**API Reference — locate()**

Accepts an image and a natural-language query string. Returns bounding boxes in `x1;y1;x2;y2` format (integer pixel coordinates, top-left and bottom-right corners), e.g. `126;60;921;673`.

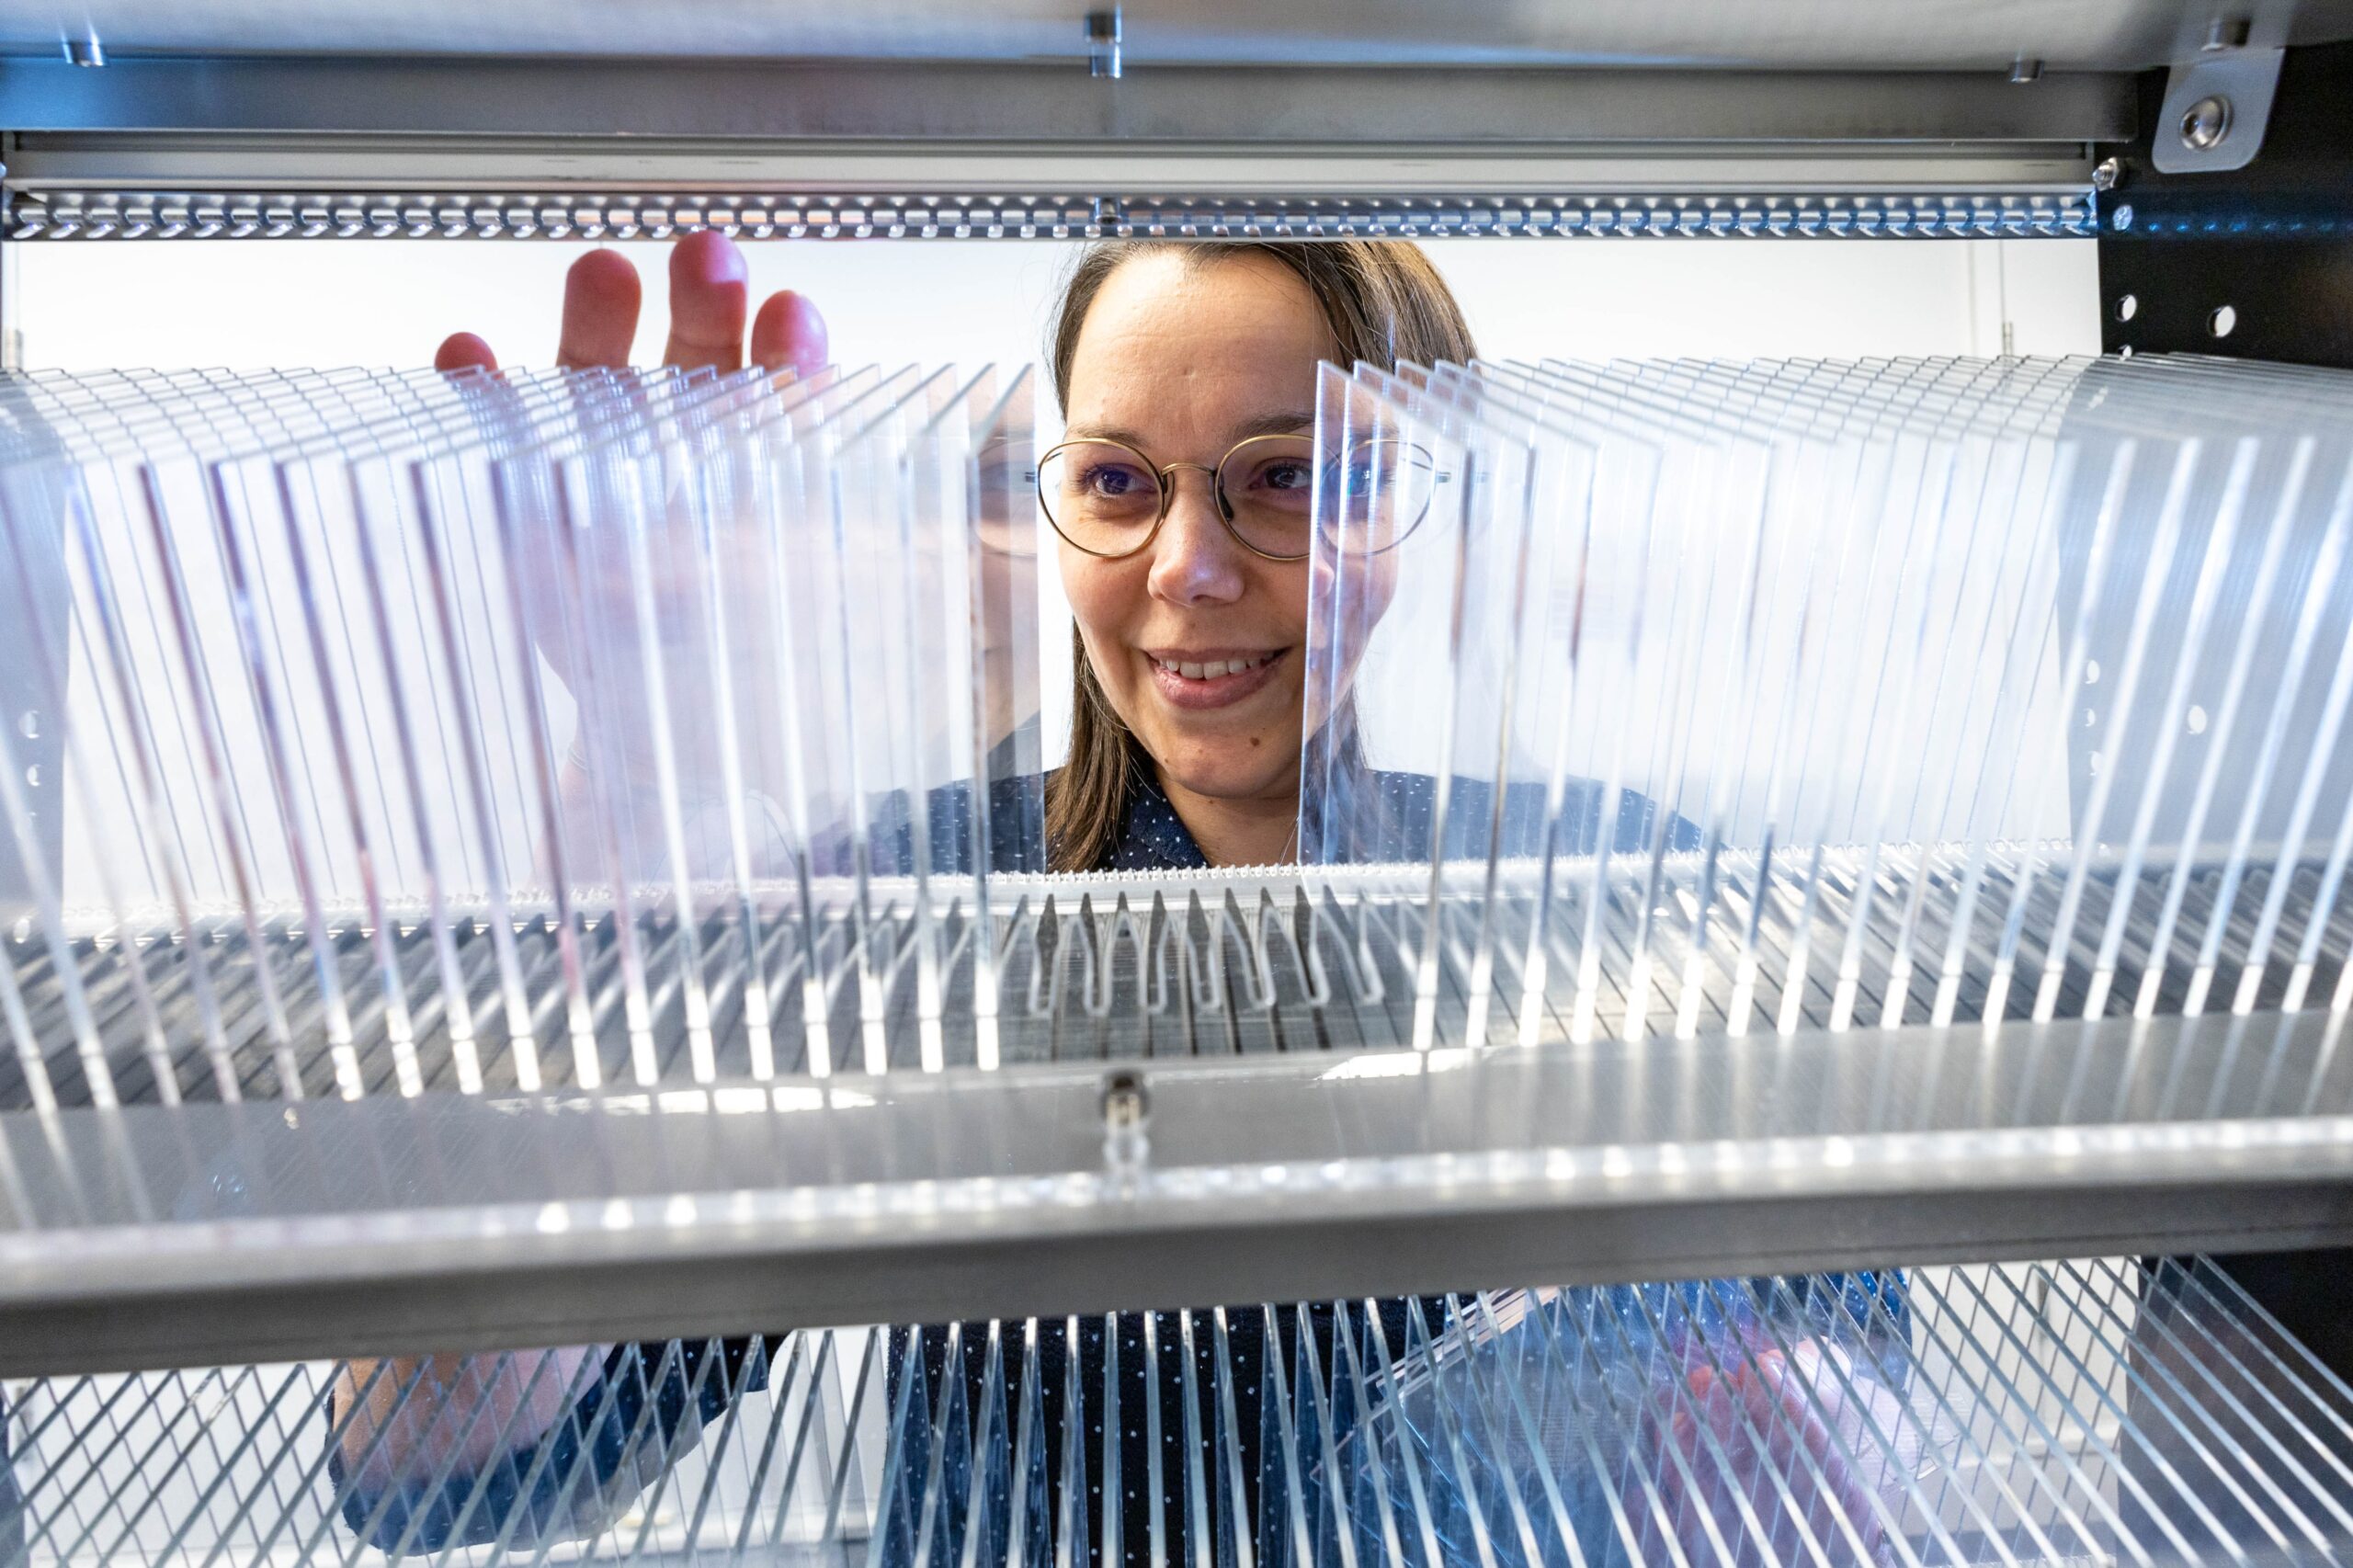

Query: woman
333;233;1906;1565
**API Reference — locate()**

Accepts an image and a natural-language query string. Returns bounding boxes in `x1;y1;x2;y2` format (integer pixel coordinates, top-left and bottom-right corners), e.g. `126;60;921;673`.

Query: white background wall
13;235;2101;373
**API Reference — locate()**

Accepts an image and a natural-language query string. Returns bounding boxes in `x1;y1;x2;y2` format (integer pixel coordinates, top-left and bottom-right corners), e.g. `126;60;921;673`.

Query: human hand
434;229;828;377
437;234;830;887
333;1347;604;1498
1636;1338;1916;1568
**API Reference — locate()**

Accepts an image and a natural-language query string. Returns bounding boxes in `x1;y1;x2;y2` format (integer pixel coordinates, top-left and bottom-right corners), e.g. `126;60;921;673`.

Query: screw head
2092;156;2122;191
2111;203;2134;231
2180;95;2233;152
1100;1068;1151;1173
1101;1068;1149;1128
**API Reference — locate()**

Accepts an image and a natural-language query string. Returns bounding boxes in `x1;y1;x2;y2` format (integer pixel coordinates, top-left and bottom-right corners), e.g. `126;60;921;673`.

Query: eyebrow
1063;411;1315;451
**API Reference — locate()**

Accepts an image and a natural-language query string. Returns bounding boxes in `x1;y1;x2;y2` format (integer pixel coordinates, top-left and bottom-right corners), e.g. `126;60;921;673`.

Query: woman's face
1059;251;1334;807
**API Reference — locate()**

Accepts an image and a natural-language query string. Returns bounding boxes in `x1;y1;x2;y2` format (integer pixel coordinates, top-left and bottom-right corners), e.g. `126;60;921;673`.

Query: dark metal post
2096;38;2353;1379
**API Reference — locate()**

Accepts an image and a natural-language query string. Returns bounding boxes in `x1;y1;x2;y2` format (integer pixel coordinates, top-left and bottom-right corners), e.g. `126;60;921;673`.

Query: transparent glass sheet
0;355;2348;1103
5;1257;2347;1566
0;364;1046;1107
1304;354;2353;1047
3;359;2352;1568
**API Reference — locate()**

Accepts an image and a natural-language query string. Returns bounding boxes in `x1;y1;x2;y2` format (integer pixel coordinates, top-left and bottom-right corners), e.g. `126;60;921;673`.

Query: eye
1256;459;1313;493
1231;445;1317;511
1078;460;1152;498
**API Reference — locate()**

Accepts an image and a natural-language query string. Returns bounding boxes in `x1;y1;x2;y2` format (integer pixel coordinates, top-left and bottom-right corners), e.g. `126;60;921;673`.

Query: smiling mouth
1151;651;1278;680
1143;646;1290;710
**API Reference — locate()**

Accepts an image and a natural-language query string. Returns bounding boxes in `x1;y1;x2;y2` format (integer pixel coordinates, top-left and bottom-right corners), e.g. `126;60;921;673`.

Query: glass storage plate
6;1257;2348;1568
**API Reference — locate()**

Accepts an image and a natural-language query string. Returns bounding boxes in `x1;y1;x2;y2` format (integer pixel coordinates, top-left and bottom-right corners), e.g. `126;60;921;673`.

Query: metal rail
7;847;2345;1109
3;1008;2351;1373
0;59;2120;240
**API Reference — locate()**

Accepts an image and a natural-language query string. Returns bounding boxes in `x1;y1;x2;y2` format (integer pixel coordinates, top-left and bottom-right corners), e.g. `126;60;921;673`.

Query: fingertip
567;247;643;306
1788;1340;1838;1384
435;332;498;373
671;229;748;287
662;232;753;369
560;248;643;368
753;289;831;375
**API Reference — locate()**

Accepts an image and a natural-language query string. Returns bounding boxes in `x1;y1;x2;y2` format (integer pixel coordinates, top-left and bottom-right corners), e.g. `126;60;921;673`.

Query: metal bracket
2096;36;2353;364
2152;10;2287;173
2153;46;2282;171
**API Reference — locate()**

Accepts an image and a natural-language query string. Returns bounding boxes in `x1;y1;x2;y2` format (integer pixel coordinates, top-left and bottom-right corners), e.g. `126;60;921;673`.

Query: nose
1146;466;1248;607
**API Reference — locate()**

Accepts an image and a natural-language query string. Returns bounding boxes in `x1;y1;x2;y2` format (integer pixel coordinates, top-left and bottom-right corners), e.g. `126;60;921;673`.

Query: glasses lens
1216;435;1318;558
1321;438;1439;556
1038;442;1162;553
976;437;1040;559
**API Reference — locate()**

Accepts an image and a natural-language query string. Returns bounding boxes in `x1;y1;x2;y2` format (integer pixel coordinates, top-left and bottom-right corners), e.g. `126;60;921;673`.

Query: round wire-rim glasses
1033;433;1441;562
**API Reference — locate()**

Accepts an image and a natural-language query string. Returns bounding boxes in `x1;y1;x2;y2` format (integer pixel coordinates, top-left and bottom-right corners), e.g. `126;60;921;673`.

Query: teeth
1156;653;1272;681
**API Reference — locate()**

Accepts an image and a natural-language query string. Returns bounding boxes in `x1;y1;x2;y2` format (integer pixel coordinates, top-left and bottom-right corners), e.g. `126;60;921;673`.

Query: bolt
63;30;102;66
1090;195;1123;227
1101;1068;1150;1172
1102;1069;1147;1128
1086;8;1123;79
2180;95;2233;152
2202;16;2251;51
2010;56;2044;84
2092;156;2123;191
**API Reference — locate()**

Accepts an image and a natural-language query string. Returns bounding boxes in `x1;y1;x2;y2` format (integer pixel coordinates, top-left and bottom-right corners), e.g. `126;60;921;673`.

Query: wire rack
5;356;2353;1562
5;1256;2347;1567
5;841;2348;1110
0;356;2348;1114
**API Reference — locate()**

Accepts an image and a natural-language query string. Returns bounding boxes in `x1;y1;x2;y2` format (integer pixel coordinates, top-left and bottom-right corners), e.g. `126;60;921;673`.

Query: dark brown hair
1040;241;1478;871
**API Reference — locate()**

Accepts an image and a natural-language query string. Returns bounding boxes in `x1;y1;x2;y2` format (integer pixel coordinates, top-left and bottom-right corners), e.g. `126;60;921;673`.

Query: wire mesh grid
5;839;2350;1110
5;1256;2348;1566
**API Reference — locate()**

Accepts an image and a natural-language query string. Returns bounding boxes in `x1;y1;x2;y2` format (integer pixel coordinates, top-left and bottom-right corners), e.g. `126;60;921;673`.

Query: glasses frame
1034;432;1324;562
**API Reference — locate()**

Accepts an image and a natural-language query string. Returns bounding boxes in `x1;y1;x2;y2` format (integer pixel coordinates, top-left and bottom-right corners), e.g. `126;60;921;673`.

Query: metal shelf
5;1006;2352;1374
6;1257;2350;1567
8;0;2353;71
0;1;2344;237
0;57;2124;241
